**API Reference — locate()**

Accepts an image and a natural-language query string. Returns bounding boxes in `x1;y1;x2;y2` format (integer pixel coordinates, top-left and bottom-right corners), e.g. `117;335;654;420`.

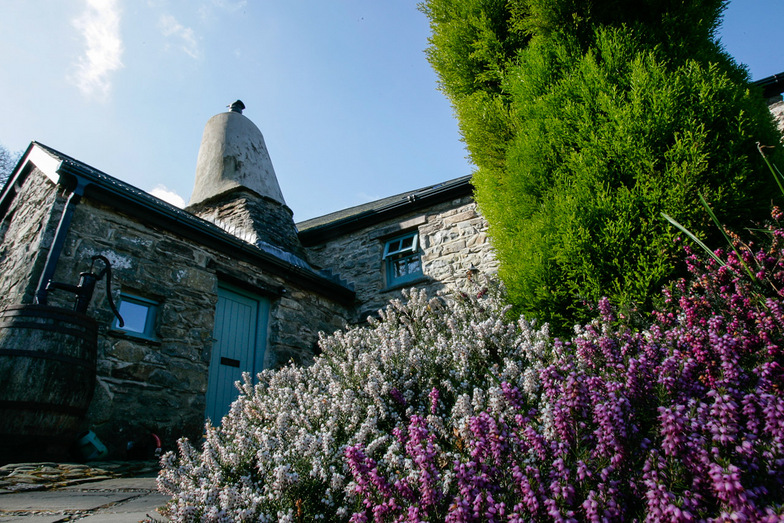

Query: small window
112;293;158;339
383;232;423;287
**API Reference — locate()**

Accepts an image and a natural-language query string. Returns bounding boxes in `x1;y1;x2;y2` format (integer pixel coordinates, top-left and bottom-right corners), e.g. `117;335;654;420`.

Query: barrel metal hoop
0;321;97;338
0;307;97;329
0;348;95;369
0;400;87;417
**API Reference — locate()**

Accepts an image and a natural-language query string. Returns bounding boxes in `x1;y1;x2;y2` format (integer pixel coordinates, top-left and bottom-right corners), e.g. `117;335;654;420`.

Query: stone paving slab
62;477;159;491
78;513;167;523
0;462;169;522
0;490;138;511
99;492;169;513
0;515;64;523
77;493;170;522
0;488;169;522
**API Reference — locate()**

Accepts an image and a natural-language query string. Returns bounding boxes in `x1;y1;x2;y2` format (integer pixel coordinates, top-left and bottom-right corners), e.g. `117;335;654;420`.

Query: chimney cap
228;100;245;114
189;103;286;207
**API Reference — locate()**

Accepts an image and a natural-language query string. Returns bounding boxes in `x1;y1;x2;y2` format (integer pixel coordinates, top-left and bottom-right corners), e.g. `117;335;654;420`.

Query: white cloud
150;185;186;208
70;0;124;102
159;14;200;59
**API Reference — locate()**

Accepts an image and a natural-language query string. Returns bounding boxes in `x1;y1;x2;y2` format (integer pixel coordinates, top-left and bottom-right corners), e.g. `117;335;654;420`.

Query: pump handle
91;255;124;328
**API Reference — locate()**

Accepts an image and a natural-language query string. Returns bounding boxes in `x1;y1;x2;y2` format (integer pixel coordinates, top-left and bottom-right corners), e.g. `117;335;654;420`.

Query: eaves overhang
7;142;355;305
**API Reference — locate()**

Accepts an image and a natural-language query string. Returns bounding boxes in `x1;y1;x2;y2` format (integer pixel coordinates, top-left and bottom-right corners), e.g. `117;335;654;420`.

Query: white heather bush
158;283;549;521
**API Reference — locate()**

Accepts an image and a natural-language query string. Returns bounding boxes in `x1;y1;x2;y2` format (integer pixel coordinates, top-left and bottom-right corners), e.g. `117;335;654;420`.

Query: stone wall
188;189;306;259
38;194;351;456
0;168;62;308
304;196;498;321
419;200;497;289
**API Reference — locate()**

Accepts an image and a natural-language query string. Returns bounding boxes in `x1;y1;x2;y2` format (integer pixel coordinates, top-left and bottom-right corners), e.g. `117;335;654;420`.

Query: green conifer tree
422;0;782;333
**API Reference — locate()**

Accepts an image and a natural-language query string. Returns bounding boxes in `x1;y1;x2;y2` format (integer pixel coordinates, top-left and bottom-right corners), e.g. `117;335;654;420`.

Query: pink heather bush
159;221;784;522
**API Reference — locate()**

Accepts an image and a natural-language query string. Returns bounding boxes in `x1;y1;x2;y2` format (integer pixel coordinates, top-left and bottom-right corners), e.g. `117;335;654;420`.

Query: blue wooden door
205;285;269;424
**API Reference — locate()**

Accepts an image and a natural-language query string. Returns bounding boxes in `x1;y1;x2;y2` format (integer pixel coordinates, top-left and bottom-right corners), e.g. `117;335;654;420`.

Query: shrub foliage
160;216;784;520
159;282;545;521
420;0;782;332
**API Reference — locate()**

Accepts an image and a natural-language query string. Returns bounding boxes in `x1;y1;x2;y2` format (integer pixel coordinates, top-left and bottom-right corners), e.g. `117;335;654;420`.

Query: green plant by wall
421;0;782;333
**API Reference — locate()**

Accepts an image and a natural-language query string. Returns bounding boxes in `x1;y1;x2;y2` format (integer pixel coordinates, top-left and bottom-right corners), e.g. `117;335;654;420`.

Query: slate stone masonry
304;196;499;322
12;189;350;456
188;188;307;259
0;168;63;309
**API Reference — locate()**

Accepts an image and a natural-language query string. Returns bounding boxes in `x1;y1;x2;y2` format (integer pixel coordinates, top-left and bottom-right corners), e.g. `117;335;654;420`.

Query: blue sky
0;1;782;221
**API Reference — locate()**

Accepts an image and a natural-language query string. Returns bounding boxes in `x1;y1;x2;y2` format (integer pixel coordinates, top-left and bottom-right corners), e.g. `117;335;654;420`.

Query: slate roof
297;175;473;244
5;142;355;302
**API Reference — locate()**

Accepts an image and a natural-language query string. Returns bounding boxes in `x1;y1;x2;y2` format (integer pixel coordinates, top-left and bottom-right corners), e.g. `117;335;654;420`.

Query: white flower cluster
158;282;551;521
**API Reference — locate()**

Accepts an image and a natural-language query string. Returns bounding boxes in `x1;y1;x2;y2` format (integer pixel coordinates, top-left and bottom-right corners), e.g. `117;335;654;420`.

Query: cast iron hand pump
46;255;124;326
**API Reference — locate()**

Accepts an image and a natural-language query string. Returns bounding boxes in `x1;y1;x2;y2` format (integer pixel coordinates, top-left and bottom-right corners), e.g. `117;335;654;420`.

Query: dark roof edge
298;175;473;245
754;71;784;99
30;143;355;304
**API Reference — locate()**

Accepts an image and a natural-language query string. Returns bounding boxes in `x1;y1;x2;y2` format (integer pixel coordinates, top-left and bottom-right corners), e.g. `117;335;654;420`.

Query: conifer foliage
421;0;782;332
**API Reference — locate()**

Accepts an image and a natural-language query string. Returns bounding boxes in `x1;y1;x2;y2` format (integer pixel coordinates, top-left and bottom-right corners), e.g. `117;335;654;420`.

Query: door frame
204;283;270;423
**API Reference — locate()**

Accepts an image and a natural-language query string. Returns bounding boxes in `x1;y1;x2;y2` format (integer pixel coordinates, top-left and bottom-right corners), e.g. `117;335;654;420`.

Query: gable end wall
304;196;499;321
0;168;63;308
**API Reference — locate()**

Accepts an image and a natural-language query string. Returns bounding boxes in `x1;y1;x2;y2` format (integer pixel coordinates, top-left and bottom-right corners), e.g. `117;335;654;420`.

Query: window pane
118;300;149;333
392;258;406;278
385;232;423;286
384;233;418;258
391;254;422;279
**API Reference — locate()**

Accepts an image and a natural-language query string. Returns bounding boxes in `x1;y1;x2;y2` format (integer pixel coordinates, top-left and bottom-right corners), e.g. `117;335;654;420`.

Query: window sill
107;329;161;346
382;275;433;293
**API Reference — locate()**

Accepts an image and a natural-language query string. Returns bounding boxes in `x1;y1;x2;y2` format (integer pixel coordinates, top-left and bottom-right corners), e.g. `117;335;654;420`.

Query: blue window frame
383;231;423;287
112;293;158;340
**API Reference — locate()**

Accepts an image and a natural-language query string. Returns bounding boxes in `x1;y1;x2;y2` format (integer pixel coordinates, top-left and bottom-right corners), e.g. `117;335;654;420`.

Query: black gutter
754;72;784;99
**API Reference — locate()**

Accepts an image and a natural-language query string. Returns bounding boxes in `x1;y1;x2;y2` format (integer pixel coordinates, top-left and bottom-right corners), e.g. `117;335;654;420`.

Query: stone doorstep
0;515;65;523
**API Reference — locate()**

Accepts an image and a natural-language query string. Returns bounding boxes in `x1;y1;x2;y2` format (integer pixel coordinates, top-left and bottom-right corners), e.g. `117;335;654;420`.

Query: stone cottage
0;71;781;459
0;102;496;459
298;174;497;322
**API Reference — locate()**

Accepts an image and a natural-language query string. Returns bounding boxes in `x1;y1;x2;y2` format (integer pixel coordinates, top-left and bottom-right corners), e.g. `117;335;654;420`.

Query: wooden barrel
0;305;97;451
